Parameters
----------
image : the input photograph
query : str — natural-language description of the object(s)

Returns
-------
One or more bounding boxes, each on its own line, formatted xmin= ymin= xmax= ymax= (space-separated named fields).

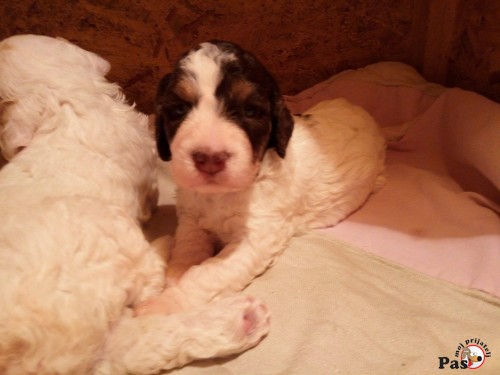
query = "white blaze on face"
xmin=168 ymin=43 xmax=261 ymax=194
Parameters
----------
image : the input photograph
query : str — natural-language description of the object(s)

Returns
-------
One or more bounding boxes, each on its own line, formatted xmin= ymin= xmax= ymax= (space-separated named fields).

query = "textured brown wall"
xmin=0 ymin=0 xmax=498 ymax=113
xmin=448 ymin=0 xmax=500 ymax=102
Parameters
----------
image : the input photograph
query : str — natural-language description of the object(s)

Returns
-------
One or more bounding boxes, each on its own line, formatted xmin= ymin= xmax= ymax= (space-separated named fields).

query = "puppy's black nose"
xmin=192 ymin=151 xmax=230 ymax=175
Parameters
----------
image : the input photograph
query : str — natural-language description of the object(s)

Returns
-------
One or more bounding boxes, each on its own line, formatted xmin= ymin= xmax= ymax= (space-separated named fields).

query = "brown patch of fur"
xmin=229 ymin=80 xmax=256 ymax=102
xmin=174 ymin=77 xmax=199 ymax=104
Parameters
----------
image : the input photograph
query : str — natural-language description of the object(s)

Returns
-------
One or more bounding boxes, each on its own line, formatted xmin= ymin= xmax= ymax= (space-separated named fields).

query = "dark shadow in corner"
xmin=143 ymin=204 xmax=178 ymax=242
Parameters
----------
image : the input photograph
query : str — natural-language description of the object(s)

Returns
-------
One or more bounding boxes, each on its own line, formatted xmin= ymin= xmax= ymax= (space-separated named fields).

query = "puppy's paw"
xmin=240 ymin=296 xmax=271 ymax=347
xmin=208 ymin=295 xmax=271 ymax=352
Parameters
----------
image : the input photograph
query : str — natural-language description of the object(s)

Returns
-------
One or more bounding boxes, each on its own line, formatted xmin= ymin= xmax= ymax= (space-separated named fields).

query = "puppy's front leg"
xmin=136 ymin=221 xmax=291 ymax=315
xmin=165 ymin=215 xmax=216 ymax=286
xmin=98 ymin=295 xmax=270 ymax=374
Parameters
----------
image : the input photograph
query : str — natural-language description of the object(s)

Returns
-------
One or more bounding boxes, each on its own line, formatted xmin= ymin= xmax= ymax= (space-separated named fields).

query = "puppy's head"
xmin=0 ymin=34 xmax=112 ymax=159
xmin=155 ymin=40 xmax=294 ymax=194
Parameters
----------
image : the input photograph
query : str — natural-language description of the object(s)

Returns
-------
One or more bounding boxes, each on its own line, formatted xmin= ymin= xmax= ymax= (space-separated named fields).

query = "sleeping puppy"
xmin=0 ymin=35 xmax=269 ymax=375
xmin=137 ymin=40 xmax=386 ymax=315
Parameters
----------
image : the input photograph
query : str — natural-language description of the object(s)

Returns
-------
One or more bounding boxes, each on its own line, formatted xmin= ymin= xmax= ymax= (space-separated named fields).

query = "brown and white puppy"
xmin=137 ymin=40 xmax=386 ymax=315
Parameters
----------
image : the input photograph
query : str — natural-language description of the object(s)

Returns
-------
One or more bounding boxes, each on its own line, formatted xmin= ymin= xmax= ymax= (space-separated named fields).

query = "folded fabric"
xmin=285 ymin=62 xmax=500 ymax=298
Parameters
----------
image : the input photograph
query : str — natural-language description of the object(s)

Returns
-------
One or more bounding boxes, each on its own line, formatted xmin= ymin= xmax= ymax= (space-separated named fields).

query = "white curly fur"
xmin=0 ymin=35 xmax=269 ymax=375
xmin=137 ymin=41 xmax=386 ymax=315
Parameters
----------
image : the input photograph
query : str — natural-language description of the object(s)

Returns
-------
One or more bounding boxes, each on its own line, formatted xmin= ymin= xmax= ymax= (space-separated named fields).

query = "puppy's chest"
xmin=179 ymin=191 xmax=250 ymax=242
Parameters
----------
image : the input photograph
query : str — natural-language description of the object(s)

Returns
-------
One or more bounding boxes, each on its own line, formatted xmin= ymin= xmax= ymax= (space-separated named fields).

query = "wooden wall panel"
xmin=0 ymin=0 xmax=419 ymax=112
xmin=0 ymin=0 xmax=498 ymax=112
xmin=447 ymin=0 xmax=500 ymax=102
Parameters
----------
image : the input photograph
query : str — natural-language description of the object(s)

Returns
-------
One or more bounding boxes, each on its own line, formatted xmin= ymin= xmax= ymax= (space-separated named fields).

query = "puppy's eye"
xmin=166 ymin=103 xmax=190 ymax=121
xmin=243 ymin=106 xmax=263 ymax=119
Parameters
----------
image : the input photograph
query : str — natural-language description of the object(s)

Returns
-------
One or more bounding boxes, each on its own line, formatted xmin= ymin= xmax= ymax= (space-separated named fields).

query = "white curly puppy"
xmin=137 ymin=41 xmax=386 ymax=315
xmin=0 ymin=35 xmax=269 ymax=375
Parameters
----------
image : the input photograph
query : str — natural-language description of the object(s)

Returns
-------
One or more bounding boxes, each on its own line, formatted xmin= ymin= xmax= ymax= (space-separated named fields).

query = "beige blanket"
xmin=166 ymin=233 xmax=499 ymax=374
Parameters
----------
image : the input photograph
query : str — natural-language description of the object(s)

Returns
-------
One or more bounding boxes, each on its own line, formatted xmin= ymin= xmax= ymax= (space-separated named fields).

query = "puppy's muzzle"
xmin=192 ymin=150 xmax=231 ymax=175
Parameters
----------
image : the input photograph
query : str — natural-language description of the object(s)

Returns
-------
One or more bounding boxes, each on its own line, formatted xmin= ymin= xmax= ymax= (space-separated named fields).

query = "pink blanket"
xmin=285 ymin=62 xmax=500 ymax=297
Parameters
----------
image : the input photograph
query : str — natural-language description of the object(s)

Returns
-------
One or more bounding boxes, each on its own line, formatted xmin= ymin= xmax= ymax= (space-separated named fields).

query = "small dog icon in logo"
xmin=462 ymin=346 xmax=485 ymax=369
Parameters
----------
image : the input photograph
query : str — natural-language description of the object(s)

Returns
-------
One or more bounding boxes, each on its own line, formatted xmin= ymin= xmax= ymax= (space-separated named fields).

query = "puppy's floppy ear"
xmin=268 ymin=91 xmax=294 ymax=158
xmin=155 ymin=112 xmax=171 ymax=161
xmin=155 ymin=74 xmax=172 ymax=161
